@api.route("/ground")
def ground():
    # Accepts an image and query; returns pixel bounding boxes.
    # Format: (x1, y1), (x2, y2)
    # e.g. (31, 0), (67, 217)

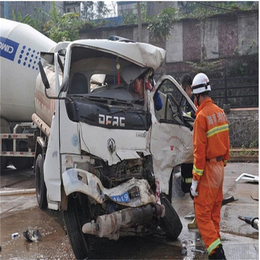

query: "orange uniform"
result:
(192, 97), (230, 255)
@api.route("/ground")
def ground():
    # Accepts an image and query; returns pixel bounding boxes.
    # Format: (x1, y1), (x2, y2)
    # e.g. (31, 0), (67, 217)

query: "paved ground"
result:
(0, 162), (258, 259)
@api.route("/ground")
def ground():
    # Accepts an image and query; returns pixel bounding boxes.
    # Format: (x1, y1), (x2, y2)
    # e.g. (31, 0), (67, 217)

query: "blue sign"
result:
(0, 36), (19, 61)
(111, 191), (130, 203)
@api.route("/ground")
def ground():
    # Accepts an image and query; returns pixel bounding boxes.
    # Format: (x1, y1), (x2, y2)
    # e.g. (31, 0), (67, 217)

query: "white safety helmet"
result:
(191, 73), (211, 94)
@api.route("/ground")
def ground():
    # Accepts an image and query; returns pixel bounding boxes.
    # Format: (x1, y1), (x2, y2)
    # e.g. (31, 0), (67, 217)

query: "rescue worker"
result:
(181, 74), (195, 119)
(133, 76), (162, 111)
(190, 73), (229, 260)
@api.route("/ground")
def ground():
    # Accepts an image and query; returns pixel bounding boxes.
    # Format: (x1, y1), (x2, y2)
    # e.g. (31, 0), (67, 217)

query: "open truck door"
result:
(150, 75), (197, 195)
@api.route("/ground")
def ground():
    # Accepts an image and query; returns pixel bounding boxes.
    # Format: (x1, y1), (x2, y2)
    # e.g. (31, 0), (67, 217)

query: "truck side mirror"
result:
(38, 61), (50, 89)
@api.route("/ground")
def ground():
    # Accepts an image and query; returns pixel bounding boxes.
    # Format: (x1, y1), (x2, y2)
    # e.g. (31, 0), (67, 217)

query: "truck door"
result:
(150, 75), (196, 194)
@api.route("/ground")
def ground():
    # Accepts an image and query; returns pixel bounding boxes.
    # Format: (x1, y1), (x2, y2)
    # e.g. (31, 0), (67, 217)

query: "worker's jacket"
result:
(192, 98), (230, 181)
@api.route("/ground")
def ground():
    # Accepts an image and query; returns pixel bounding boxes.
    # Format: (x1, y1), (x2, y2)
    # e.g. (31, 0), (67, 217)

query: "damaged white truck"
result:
(1, 19), (196, 259)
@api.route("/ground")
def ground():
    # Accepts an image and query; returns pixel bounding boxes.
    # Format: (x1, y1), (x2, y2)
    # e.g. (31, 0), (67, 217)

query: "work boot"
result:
(208, 244), (227, 260)
(187, 218), (197, 229)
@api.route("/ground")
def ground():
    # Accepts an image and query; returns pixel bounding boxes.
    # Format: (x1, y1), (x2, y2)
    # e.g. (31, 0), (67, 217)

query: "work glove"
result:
(224, 160), (228, 167)
(190, 179), (199, 197)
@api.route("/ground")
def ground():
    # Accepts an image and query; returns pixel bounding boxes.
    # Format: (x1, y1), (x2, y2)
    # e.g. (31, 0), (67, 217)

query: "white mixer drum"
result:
(0, 18), (56, 122)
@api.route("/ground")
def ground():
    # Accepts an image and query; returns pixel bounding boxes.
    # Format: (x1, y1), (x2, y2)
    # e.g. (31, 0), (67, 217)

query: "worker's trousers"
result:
(194, 159), (224, 255)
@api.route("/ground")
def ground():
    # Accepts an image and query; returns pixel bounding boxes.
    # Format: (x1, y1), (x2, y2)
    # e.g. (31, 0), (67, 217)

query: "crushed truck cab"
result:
(34, 37), (196, 259)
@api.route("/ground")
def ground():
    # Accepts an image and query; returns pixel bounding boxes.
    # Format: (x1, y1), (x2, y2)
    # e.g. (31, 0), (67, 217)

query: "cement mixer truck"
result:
(0, 18), (56, 170)
(1, 18), (196, 259)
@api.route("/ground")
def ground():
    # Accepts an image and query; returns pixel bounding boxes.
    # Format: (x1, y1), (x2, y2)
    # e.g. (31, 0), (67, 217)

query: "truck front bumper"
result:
(62, 168), (156, 207)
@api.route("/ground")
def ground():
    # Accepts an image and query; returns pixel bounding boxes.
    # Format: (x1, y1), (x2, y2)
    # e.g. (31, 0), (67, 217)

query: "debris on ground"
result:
(23, 229), (42, 242)
(235, 173), (259, 183)
(184, 212), (195, 219)
(187, 218), (197, 229)
(251, 195), (259, 201)
(222, 195), (237, 206)
(180, 245), (187, 255)
(238, 216), (259, 230)
(11, 232), (19, 239)
(191, 248), (206, 254)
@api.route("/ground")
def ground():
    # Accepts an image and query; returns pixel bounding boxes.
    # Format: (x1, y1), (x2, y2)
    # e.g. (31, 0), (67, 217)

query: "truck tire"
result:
(63, 193), (92, 260)
(35, 154), (47, 209)
(159, 193), (183, 240)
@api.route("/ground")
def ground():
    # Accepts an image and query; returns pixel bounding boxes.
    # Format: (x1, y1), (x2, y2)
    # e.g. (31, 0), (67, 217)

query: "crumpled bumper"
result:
(62, 168), (156, 207)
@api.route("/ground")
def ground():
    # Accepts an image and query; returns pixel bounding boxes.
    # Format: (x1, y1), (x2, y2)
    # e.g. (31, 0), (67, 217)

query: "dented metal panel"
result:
(68, 40), (166, 70)
(62, 168), (156, 207)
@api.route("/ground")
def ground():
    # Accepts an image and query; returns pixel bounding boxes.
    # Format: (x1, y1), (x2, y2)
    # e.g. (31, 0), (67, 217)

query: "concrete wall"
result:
(80, 10), (258, 74)
(226, 108), (258, 148)
(164, 11), (258, 63)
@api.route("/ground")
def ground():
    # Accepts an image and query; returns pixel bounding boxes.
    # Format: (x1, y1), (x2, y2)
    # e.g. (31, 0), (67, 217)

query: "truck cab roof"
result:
(68, 39), (166, 71)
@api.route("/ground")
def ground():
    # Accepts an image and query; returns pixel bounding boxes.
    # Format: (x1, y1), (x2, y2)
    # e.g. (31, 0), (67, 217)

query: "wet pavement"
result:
(0, 162), (258, 259)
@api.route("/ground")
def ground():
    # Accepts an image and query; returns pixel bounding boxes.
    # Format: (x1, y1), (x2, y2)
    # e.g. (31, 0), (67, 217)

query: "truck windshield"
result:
(66, 46), (151, 107)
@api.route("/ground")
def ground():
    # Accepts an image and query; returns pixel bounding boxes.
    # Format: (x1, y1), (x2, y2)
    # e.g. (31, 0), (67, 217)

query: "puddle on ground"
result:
(0, 206), (210, 259)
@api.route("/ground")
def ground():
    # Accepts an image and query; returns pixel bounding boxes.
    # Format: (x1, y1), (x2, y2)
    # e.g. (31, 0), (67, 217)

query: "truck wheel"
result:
(159, 193), (183, 240)
(35, 154), (47, 209)
(63, 193), (92, 260)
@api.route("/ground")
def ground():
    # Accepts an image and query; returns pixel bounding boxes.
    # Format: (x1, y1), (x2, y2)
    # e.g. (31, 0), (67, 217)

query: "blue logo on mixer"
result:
(0, 37), (19, 61)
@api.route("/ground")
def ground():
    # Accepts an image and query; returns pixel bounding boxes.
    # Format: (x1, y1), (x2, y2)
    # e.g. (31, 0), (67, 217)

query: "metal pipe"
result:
(0, 188), (36, 196)
(82, 203), (165, 240)
(238, 215), (259, 230)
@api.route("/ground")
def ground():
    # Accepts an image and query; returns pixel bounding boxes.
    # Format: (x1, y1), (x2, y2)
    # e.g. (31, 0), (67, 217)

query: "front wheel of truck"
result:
(35, 154), (47, 209)
(159, 193), (183, 240)
(63, 193), (92, 260)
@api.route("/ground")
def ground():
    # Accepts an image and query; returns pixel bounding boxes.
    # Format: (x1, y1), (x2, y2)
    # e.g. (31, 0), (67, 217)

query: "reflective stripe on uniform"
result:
(193, 165), (203, 176)
(181, 177), (192, 184)
(207, 238), (221, 255)
(206, 124), (229, 138)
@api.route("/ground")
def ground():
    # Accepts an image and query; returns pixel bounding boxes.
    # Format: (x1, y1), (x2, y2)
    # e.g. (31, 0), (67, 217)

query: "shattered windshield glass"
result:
(67, 46), (153, 107)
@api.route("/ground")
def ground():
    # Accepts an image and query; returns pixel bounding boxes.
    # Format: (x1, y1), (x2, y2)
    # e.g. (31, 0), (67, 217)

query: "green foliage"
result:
(186, 60), (225, 74)
(12, 11), (32, 24)
(81, 1), (95, 20)
(234, 38), (257, 56)
(12, 2), (94, 42)
(179, 1), (258, 20)
(231, 39), (258, 76)
(81, 1), (110, 20)
(12, 9), (47, 32)
(43, 3), (84, 42)
(41, 2), (93, 42)
(45, 13), (83, 42)
(122, 2), (148, 25)
(147, 7), (179, 43)
(96, 1), (110, 19)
